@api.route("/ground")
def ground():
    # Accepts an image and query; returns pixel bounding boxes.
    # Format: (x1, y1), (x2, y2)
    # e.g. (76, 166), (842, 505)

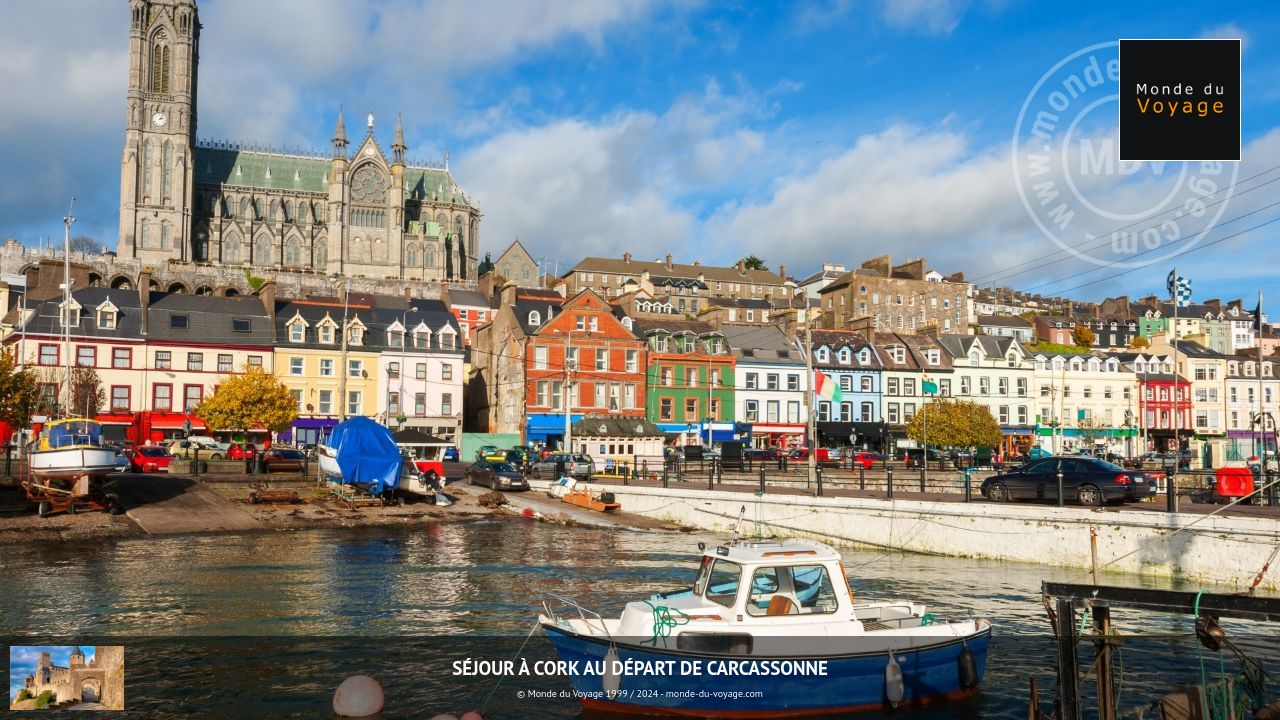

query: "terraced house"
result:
(640, 319), (736, 445)
(938, 335), (1035, 458)
(720, 325), (807, 450)
(808, 330), (882, 448)
(372, 300), (463, 442)
(873, 332), (951, 456)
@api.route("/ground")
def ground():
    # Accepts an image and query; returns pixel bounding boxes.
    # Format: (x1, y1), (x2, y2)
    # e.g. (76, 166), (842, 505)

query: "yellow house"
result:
(273, 299), (380, 445)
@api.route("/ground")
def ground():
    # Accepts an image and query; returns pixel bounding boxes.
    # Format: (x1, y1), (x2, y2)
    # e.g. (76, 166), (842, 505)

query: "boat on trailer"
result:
(539, 538), (991, 717)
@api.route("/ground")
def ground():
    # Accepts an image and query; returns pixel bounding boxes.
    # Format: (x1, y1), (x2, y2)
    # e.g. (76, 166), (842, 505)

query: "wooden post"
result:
(1054, 597), (1080, 720)
(1093, 604), (1115, 720)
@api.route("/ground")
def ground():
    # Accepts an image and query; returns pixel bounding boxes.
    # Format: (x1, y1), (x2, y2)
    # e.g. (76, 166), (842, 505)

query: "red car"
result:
(850, 451), (879, 470)
(788, 447), (843, 468)
(125, 445), (174, 473)
(227, 443), (258, 460)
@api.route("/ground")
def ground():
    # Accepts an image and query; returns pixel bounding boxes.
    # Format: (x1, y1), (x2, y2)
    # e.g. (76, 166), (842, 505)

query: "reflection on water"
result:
(2, 520), (1276, 719)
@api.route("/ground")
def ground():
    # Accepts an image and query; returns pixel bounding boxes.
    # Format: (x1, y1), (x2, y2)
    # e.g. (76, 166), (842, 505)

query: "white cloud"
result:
(1199, 22), (1249, 49)
(882, 0), (971, 35)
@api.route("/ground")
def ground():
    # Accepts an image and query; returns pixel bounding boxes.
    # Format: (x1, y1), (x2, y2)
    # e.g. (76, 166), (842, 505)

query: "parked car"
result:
(850, 451), (879, 470)
(125, 445), (174, 473)
(1026, 446), (1052, 461)
(476, 445), (506, 462)
(902, 448), (942, 468)
(505, 448), (532, 469)
(112, 448), (130, 473)
(531, 453), (595, 480)
(226, 443), (259, 461)
(465, 460), (530, 491)
(980, 456), (1159, 506)
(443, 447), (460, 462)
(260, 448), (306, 473)
(742, 448), (779, 462)
(166, 439), (226, 461)
(787, 448), (842, 467)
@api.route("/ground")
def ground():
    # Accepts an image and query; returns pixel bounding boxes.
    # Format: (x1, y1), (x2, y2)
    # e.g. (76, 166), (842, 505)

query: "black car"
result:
(981, 456), (1158, 506)
(465, 460), (530, 491)
(742, 448), (779, 462)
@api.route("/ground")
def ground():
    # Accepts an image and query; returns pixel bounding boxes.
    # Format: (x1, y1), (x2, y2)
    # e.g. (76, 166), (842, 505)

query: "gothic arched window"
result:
(162, 141), (173, 200)
(143, 141), (154, 200)
(282, 200), (293, 223)
(269, 200), (279, 222)
(405, 243), (419, 267)
(254, 235), (271, 265)
(149, 31), (170, 94)
(239, 198), (249, 218)
(160, 221), (171, 251)
(224, 233), (241, 263)
(285, 239), (301, 266)
(425, 244), (436, 268)
(314, 237), (327, 267)
(139, 220), (150, 250)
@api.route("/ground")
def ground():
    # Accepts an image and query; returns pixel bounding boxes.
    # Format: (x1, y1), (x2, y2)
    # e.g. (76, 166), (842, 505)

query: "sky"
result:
(9, 646), (95, 702)
(1, 0), (1278, 306)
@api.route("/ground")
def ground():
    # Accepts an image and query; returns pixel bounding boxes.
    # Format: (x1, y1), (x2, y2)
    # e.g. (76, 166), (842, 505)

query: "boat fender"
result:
(958, 645), (979, 689)
(602, 647), (621, 698)
(884, 653), (904, 707)
(599, 491), (616, 504)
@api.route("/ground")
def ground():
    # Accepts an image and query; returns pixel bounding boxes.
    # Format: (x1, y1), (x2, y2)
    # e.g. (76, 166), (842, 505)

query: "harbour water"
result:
(3, 519), (1277, 718)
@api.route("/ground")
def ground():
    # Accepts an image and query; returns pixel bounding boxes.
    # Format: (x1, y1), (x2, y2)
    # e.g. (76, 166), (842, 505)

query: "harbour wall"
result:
(531, 482), (1280, 591)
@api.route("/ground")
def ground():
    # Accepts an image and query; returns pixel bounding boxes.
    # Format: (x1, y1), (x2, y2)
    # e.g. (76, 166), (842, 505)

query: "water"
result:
(3, 520), (1277, 719)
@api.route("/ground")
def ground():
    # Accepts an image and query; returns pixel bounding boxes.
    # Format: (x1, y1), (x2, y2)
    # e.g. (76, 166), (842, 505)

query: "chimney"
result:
(623, 251), (632, 264)
(665, 253), (673, 270)
(255, 280), (277, 342)
(137, 268), (151, 336)
(893, 258), (926, 281)
(736, 259), (746, 275)
(861, 255), (891, 277)
(500, 281), (518, 308)
(778, 262), (786, 279)
(404, 286), (413, 301)
(1204, 298), (1221, 311)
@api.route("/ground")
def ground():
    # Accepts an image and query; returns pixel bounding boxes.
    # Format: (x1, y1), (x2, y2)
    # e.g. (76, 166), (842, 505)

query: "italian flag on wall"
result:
(814, 372), (843, 404)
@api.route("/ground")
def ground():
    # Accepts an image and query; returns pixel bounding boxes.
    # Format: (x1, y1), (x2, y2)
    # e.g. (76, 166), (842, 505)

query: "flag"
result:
(1166, 270), (1192, 308)
(814, 372), (843, 404)
(922, 376), (938, 395)
(1253, 293), (1263, 333)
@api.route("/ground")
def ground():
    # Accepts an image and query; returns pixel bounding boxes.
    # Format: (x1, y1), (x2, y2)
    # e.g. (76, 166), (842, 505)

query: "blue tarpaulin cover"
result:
(326, 416), (402, 494)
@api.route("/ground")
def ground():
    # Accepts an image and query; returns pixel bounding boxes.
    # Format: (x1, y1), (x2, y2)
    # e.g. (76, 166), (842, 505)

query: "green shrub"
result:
(15, 688), (33, 702)
(34, 690), (55, 708)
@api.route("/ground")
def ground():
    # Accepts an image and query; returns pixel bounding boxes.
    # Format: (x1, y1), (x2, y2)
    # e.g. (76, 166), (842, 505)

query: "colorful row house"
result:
(638, 319), (737, 445)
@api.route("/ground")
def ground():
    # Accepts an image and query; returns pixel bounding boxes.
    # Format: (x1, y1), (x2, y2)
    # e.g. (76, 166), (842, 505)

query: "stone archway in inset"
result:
(110, 275), (134, 290)
(81, 678), (101, 703)
(167, 281), (189, 294)
(88, 273), (104, 288)
(194, 285), (214, 296)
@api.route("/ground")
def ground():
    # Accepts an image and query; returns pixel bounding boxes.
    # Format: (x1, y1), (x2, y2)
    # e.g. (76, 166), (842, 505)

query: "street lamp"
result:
(398, 307), (419, 427)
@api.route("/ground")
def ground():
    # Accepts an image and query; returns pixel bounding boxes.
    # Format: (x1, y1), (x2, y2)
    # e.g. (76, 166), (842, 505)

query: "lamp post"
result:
(398, 307), (418, 427)
(331, 276), (350, 421)
(798, 291), (816, 489)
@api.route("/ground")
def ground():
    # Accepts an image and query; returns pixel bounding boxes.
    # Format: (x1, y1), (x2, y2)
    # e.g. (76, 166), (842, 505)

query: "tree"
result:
(1128, 335), (1150, 349)
(906, 399), (1002, 450)
(70, 364), (105, 417)
(14, 688), (33, 703)
(1071, 324), (1096, 348)
(0, 349), (39, 429)
(741, 255), (768, 271)
(69, 235), (107, 255)
(194, 366), (298, 434)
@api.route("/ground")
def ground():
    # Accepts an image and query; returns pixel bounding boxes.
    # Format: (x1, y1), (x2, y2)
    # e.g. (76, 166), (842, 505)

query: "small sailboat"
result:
(29, 419), (120, 480)
(539, 538), (991, 717)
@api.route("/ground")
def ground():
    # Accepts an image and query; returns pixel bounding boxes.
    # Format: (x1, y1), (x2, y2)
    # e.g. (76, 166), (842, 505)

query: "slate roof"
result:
(147, 293), (273, 346)
(1169, 340), (1229, 359)
(937, 333), (1025, 360)
(276, 295), (460, 353)
(632, 318), (720, 337)
(808, 330), (882, 369)
(566, 257), (788, 286)
(976, 314), (1034, 329)
(509, 288), (565, 335)
(444, 288), (491, 309)
(22, 288), (145, 340)
(720, 325), (802, 365)
(871, 332), (953, 371)
(571, 415), (665, 438)
(703, 296), (773, 309)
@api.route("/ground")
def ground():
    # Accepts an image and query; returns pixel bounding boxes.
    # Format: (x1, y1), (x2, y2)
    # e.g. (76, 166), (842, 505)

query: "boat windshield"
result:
(696, 558), (742, 608)
(745, 564), (838, 616)
(46, 421), (102, 448)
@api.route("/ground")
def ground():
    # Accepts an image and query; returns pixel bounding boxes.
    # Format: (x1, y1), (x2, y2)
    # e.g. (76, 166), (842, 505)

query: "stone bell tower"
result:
(118, 0), (200, 263)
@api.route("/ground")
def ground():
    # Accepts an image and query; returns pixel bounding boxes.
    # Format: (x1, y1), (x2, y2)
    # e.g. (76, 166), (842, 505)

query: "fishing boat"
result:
(318, 416), (402, 502)
(29, 419), (120, 480)
(539, 538), (991, 717)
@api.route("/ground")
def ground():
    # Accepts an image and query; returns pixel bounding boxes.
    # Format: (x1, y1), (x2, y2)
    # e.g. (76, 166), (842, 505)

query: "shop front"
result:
(748, 422), (806, 450)
(1000, 426), (1036, 459)
(815, 421), (885, 452)
(525, 413), (583, 449)
(281, 418), (338, 447)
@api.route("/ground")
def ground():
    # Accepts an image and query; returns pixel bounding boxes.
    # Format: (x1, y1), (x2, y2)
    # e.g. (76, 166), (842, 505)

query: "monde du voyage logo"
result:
(1120, 38), (1241, 161)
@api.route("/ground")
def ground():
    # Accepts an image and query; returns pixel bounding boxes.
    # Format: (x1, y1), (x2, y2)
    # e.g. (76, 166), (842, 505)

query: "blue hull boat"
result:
(538, 539), (991, 717)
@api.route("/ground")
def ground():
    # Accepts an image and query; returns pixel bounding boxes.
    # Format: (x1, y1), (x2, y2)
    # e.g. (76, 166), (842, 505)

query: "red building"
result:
(1138, 372), (1192, 452)
(443, 288), (492, 348)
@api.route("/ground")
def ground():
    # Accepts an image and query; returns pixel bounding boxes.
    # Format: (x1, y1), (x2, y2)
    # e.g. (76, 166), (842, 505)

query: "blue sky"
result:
(1, 0), (1278, 305)
(9, 646), (95, 701)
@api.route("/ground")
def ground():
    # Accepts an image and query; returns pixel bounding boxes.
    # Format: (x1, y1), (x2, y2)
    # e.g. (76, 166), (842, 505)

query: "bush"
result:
(34, 690), (55, 708)
(15, 688), (32, 702)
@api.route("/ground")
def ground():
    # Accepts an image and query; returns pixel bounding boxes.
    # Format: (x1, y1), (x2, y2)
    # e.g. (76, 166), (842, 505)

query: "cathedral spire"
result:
(332, 106), (348, 159)
(392, 113), (406, 165)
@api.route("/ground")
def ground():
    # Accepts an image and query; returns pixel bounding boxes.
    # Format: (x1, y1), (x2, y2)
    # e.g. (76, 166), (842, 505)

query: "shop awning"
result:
(147, 413), (209, 430)
(750, 423), (805, 435)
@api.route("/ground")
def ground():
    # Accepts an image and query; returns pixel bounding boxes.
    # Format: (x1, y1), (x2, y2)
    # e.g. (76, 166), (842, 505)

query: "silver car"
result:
(531, 453), (594, 480)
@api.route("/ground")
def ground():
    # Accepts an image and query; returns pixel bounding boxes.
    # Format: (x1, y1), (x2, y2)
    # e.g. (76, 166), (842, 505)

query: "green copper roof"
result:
(402, 166), (462, 203)
(195, 147), (330, 194)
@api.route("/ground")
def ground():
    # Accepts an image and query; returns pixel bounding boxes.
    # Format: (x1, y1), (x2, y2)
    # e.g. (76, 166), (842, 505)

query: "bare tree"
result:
(69, 235), (108, 255)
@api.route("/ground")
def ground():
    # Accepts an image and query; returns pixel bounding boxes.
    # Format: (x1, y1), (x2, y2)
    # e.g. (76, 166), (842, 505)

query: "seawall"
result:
(530, 481), (1280, 591)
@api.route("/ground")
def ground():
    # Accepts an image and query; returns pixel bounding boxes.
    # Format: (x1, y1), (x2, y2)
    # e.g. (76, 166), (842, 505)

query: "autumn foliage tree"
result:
(1128, 335), (1150, 349)
(194, 366), (297, 435)
(0, 348), (39, 429)
(906, 399), (1002, 451)
(1072, 324), (1096, 348)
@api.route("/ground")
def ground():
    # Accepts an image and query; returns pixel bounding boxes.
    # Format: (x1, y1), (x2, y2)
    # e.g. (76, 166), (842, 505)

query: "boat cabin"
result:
(38, 419), (104, 450)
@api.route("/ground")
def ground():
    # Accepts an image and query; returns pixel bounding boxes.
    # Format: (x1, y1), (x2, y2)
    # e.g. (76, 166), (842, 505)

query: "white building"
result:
(937, 335), (1035, 456)
(720, 325), (808, 449)
(1224, 353), (1279, 459)
(375, 303), (464, 442)
(1032, 353), (1138, 454)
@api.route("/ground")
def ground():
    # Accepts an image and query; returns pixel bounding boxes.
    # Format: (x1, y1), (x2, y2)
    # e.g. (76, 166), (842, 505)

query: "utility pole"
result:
(802, 293), (816, 489)
(562, 326), (576, 453)
(61, 199), (76, 417)
(334, 277), (350, 421)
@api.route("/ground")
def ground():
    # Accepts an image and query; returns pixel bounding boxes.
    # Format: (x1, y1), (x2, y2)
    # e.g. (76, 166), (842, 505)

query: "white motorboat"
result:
(29, 419), (120, 480)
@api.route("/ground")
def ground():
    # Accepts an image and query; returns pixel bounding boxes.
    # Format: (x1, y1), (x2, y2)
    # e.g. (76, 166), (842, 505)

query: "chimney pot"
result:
(665, 253), (673, 270)
(623, 251), (631, 264)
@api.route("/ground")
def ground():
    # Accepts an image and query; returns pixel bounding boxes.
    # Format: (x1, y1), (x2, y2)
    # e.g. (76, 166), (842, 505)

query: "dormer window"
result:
(413, 330), (430, 349)
(969, 351), (980, 365)
(388, 327), (405, 347)
(890, 346), (905, 363)
(860, 349), (871, 364)
(622, 317), (633, 330)
(439, 330), (456, 350)
(816, 347), (830, 363)
(318, 324), (334, 344)
(528, 311), (541, 326)
(348, 326), (364, 346)
(97, 308), (117, 330)
(838, 348), (851, 364)
(289, 322), (305, 343)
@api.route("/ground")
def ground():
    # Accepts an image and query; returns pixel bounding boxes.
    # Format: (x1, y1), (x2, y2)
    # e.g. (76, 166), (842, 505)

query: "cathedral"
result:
(116, 0), (480, 283)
